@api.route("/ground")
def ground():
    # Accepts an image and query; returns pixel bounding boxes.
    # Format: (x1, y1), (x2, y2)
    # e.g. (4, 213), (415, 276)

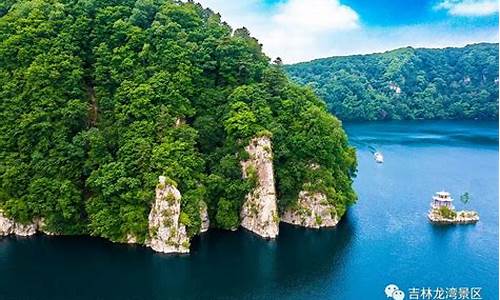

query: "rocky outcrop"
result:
(199, 201), (210, 233)
(0, 210), (38, 236)
(240, 136), (279, 239)
(281, 191), (339, 229)
(36, 218), (59, 236)
(428, 209), (479, 224)
(0, 212), (61, 237)
(125, 234), (138, 244)
(147, 176), (190, 254)
(174, 117), (185, 128)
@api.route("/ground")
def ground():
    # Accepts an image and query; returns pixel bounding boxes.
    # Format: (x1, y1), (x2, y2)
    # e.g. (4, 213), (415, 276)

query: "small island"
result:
(428, 191), (479, 224)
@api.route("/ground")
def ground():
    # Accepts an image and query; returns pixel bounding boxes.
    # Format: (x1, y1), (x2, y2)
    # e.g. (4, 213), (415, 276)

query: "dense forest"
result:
(286, 43), (499, 121)
(0, 0), (356, 243)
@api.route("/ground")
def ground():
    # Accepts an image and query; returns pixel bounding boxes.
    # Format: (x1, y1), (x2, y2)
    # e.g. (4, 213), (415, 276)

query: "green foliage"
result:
(180, 188), (204, 238)
(2, 199), (31, 225)
(224, 101), (258, 141)
(245, 165), (258, 189)
(0, 0), (16, 17)
(0, 0), (357, 243)
(273, 104), (357, 214)
(460, 192), (471, 205)
(215, 198), (239, 230)
(437, 206), (457, 219)
(315, 215), (322, 226)
(286, 43), (499, 121)
(179, 212), (191, 227)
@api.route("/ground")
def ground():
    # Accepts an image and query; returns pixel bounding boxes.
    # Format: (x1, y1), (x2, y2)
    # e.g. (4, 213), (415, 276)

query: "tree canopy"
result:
(0, 0), (356, 242)
(286, 43), (499, 121)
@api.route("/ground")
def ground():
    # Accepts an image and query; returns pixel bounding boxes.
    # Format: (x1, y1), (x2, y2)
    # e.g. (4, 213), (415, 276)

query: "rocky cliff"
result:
(281, 191), (339, 229)
(0, 211), (37, 236)
(199, 200), (210, 233)
(240, 136), (279, 239)
(0, 211), (63, 237)
(147, 176), (190, 254)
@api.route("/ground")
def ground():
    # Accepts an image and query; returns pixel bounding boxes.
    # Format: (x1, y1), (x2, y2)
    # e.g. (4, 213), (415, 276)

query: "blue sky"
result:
(195, 0), (499, 63)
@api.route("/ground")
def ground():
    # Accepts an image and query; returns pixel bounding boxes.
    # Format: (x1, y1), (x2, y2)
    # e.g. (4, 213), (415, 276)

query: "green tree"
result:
(286, 43), (499, 121)
(460, 192), (471, 205)
(0, 0), (357, 244)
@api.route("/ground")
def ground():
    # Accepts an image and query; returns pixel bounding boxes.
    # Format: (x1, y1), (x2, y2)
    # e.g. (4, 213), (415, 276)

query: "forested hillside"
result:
(0, 0), (356, 243)
(286, 43), (499, 121)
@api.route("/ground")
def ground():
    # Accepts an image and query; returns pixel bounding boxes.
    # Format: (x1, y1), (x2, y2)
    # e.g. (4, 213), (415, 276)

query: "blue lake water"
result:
(0, 121), (498, 300)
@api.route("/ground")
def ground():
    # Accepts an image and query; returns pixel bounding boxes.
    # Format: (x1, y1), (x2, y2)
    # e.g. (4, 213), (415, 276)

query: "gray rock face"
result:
(281, 191), (339, 229)
(199, 201), (210, 233)
(0, 210), (37, 236)
(147, 176), (190, 254)
(240, 136), (279, 239)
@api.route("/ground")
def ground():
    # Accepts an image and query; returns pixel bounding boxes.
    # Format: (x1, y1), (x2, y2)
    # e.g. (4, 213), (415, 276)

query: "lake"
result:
(0, 121), (498, 300)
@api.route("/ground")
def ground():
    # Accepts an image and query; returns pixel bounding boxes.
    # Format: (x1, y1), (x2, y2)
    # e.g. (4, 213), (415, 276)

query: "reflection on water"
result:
(158, 217), (356, 299)
(0, 220), (356, 300)
(0, 121), (498, 300)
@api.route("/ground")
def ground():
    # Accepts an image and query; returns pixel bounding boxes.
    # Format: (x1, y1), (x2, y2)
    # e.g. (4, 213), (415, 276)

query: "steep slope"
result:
(0, 0), (357, 252)
(240, 136), (279, 238)
(286, 43), (499, 121)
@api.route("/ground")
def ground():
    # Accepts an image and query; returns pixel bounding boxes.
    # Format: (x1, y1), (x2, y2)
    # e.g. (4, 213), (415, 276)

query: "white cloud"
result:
(192, 0), (498, 63)
(273, 0), (359, 32)
(193, 0), (360, 63)
(262, 0), (359, 62)
(435, 0), (499, 17)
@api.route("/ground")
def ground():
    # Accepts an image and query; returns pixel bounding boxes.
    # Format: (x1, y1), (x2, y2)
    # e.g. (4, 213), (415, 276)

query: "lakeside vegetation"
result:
(0, 0), (356, 242)
(286, 43), (499, 121)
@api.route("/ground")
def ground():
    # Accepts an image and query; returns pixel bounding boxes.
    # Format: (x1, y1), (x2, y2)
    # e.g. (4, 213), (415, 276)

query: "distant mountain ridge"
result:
(286, 43), (499, 121)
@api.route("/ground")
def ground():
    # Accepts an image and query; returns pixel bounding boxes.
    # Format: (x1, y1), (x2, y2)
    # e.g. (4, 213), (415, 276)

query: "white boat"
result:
(374, 152), (384, 163)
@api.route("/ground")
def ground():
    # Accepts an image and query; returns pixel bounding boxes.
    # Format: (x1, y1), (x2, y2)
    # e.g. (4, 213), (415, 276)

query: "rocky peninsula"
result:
(0, 0), (357, 255)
